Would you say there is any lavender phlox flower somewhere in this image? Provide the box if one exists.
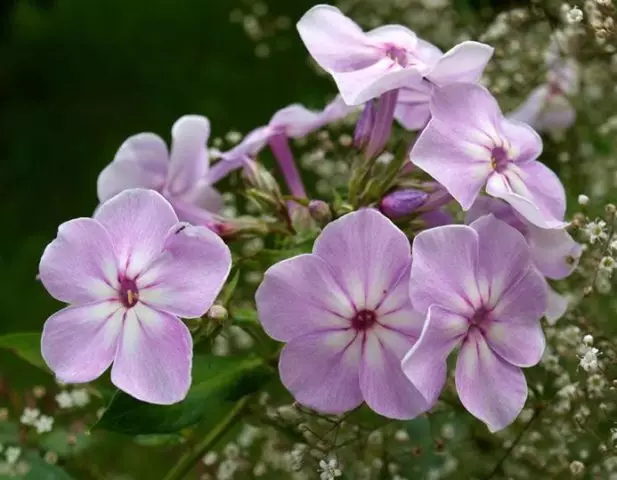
[256,209,429,419]
[207,96,354,198]
[98,115,223,227]
[402,214,548,432]
[467,196,582,323]
[509,59,580,132]
[297,5,493,157]
[39,189,232,404]
[410,82,567,229]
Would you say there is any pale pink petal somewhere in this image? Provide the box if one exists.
[455,330,527,432]
[296,5,381,74]
[401,305,468,405]
[42,301,123,383]
[97,133,168,202]
[313,209,412,311]
[220,126,272,161]
[545,285,568,325]
[426,41,494,86]
[94,189,179,278]
[39,218,119,304]
[365,25,417,51]
[138,224,231,319]
[483,319,545,368]
[410,119,493,210]
[527,224,582,279]
[535,96,576,132]
[410,225,480,316]
[490,266,547,326]
[111,304,192,405]
[167,115,210,196]
[334,59,422,105]
[486,168,568,229]
[256,254,354,342]
[468,215,532,307]
[279,330,363,414]
[168,198,217,227]
[507,86,549,128]
[394,81,432,130]
[359,327,428,419]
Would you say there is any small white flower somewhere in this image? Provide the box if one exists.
[20,407,40,426]
[5,446,21,465]
[34,415,54,434]
[202,451,218,466]
[566,7,584,23]
[579,346,601,372]
[584,220,608,244]
[583,334,594,345]
[225,131,242,144]
[578,194,590,206]
[55,391,74,409]
[71,388,90,407]
[318,458,342,480]
[600,256,616,273]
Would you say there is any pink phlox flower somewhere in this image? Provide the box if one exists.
[467,196,581,323]
[508,58,579,132]
[402,214,548,432]
[39,189,232,404]
[296,4,494,107]
[256,209,429,420]
[410,82,567,229]
[98,115,222,227]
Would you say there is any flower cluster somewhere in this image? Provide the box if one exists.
[26,1,617,479]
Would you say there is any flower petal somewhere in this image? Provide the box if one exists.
[167,115,210,196]
[527,224,582,279]
[334,59,422,105]
[279,330,363,414]
[111,304,192,405]
[486,163,567,229]
[426,41,494,86]
[39,218,119,304]
[483,318,545,368]
[487,257,546,322]
[313,209,412,311]
[469,214,532,307]
[394,81,432,130]
[545,285,568,325]
[410,225,480,315]
[296,5,381,74]
[507,86,549,128]
[94,189,179,278]
[455,330,527,432]
[97,133,168,202]
[401,305,468,405]
[42,301,123,383]
[359,327,428,419]
[138,224,231,318]
[256,254,354,342]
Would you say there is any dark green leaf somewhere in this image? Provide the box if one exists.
[0,332,48,371]
[96,355,272,435]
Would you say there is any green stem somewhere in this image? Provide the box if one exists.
[162,396,251,480]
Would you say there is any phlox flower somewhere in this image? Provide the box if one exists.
[509,58,579,133]
[296,4,493,106]
[98,115,222,227]
[207,96,353,198]
[467,196,582,323]
[256,209,428,419]
[39,189,231,404]
[410,83,567,229]
[402,215,548,432]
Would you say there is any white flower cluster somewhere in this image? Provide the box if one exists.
[19,407,54,434]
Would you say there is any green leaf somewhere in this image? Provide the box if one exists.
[0,332,48,371]
[0,451,76,480]
[39,429,92,456]
[96,355,272,435]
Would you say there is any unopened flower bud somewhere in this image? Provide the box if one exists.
[242,160,284,203]
[207,305,228,322]
[379,189,429,218]
[308,200,332,225]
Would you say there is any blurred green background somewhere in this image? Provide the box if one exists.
[0,0,332,336]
